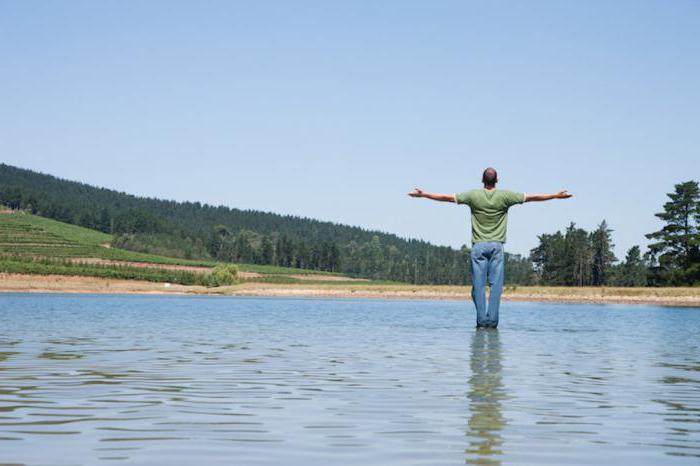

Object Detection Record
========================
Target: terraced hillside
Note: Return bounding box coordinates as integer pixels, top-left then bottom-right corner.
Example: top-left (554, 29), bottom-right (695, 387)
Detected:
top-left (0, 211), bottom-right (111, 258)
top-left (0, 211), bottom-right (354, 282)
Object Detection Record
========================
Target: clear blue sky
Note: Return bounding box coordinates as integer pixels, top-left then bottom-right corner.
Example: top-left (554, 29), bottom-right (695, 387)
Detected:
top-left (2, 0), bottom-right (699, 258)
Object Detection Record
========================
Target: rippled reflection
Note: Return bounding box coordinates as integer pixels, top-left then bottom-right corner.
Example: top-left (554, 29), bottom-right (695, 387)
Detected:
top-left (466, 328), bottom-right (506, 465)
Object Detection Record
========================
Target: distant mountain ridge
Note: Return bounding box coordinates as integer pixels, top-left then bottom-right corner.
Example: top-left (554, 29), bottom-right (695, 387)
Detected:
top-left (0, 163), bottom-right (533, 284)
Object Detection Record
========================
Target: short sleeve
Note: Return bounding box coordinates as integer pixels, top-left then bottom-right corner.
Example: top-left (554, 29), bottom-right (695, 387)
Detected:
top-left (455, 191), bottom-right (471, 206)
top-left (504, 190), bottom-right (525, 207)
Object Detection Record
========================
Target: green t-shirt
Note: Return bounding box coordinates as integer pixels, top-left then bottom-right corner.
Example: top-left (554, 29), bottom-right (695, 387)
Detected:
top-left (454, 189), bottom-right (525, 243)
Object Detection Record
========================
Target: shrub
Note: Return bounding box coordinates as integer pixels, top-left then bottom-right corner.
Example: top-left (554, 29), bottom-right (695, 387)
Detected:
top-left (207, 264), bottom-right (239, 287)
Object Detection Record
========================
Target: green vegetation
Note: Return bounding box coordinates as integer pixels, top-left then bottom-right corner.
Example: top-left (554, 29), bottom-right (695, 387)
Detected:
top-left (209, 264), bottom-right (239, 286)
top-left (0, 211), bottom-right (325, 276)
top-left (530, 180), bottom-right (699, 287)
top-left (0, 256), bottom-right (241, 287)
top-left (0, 164), bottom-right (697, 287)
top-left (0, 163), bottom-right (530, 285)
top-left (646, 180), bottom-right (700, 285)
top-left (0, 212), bottom-right (108, 257)
top-left (617, 246), bottom-right (647, 287)
top-left (0, 256), bottom-right (211, 286)
top-left (235, 263), bottom-right (335, 275)
top-left (530, 220), bottom-right (619, 286)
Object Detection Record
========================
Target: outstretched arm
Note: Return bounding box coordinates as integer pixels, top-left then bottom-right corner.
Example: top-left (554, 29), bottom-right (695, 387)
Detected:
top-left (524, 190), bottom-right (573, 202)
top-left (407, 188), bottom-right (456, 203)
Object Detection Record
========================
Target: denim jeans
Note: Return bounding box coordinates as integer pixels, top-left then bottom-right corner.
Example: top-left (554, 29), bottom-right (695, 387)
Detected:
top-left (470, 241), bottom-right (505, 328)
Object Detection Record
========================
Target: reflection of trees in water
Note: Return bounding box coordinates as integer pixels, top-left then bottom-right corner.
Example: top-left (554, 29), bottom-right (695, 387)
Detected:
top-left (466, 329), bottom-right (506, 466)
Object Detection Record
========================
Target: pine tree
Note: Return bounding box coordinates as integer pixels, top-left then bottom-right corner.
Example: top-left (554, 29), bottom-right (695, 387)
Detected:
top-left (618, 245), bottom-right (647, 287)
top-left (645, 181), bottom-right (700, 285)
top-left (209, 225), bottom-right (231, 260)
top-left (261, 235), bottom-right (274, 265)
top-left (590, 220), bottom-right (616, 286)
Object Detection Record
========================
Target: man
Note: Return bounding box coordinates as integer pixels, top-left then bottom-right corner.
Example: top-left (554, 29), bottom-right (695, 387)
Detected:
top-left (408, 167), bottom-right (572, 328)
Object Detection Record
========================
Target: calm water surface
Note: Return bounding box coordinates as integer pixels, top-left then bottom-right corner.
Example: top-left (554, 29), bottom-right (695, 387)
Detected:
top-left (0, 294), bottom-right (699, 465)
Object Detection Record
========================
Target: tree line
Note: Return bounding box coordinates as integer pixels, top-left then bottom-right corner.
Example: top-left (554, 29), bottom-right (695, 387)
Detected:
top-left (0, 164), bottom-right (697, 286)
top-left (529, 180), bottom-right (699, 286)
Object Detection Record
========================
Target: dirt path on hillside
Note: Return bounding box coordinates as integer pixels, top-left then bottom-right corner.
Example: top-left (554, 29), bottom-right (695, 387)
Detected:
top-left (285, 274), bottom-right (368, 282)
top-left (71, 258), bottom-right (213, 274)
top-left (67, 259), bottom-right (362, 281)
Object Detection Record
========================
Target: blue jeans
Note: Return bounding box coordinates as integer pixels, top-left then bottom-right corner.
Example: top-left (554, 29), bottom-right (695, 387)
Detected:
top-left (470, 241), bottom-right (504, 328)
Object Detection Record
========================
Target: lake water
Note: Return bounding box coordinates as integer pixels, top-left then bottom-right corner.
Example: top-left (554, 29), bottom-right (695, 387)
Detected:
top-left (0, 294), bottom-right (699, 465)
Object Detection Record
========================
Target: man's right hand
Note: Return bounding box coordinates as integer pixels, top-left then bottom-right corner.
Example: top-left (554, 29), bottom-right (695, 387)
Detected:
top-left (408, 188), bottom-right (425, 198)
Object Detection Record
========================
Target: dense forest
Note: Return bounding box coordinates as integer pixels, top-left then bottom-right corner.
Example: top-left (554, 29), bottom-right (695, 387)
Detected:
top-left (0, 164), bottom-right (697, 286)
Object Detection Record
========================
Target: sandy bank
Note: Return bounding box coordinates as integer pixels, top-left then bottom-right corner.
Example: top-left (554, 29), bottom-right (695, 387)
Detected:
top-left (0, 273), bottom-right (698, 307)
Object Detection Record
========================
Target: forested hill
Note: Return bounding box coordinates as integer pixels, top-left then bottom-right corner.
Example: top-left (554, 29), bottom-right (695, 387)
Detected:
top-left (0, 163), bottom-right (533, 284)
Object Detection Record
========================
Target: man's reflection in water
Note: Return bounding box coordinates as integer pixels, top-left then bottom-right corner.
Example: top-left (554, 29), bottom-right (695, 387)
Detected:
top-left (465, 328), bottom-right (506, 466)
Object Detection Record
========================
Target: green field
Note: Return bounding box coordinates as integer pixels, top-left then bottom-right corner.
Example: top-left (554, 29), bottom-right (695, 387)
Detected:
top-left (0, 256), bottom-right (212, 285)
top-left (0, 212), bottom-right (343, 279)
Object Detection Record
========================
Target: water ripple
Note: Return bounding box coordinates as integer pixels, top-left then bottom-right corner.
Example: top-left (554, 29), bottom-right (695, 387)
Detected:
top-left (0, 295), bottom-right (698, 465)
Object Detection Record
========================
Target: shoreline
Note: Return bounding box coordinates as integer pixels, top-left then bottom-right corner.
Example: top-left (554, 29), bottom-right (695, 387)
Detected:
top-left (0, 273), bottom-right (698, 307)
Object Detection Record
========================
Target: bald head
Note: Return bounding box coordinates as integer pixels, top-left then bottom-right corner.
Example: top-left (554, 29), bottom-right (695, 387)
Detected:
top-left (482, 167), bottom-right (498, 188)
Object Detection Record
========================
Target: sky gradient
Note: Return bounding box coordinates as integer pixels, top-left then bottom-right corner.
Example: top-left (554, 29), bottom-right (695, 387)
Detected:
top-left (2, 0), bottom-right (699, 257)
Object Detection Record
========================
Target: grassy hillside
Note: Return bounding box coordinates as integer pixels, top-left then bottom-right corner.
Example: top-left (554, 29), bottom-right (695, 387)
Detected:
top-left (0, 211), bottom-right (335, 276)
top-left (0, 163), bottom-right (503, 285)
top-left (0, 211), bottom-right (109, 255)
